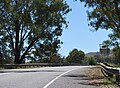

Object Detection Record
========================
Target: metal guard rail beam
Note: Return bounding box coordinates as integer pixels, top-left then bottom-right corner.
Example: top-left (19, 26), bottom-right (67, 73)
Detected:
top-left (0, 63), bottom-right (81, 68)
top-left (100, 63), bottom-right (119, 75)
top-left (0, 63), bottom-right (65, 68)
top-left (99, 63), bottom-right (120, 84)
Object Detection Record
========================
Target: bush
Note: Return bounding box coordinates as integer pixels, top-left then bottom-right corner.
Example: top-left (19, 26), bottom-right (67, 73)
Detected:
top-left (82, 57), bottom-right (97, 65)
top-left (88, 57), bottom-right (97, 65)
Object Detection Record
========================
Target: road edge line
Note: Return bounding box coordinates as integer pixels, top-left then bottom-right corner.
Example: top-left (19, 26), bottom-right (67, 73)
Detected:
top-left (43, 68), bottom-right (77, 88)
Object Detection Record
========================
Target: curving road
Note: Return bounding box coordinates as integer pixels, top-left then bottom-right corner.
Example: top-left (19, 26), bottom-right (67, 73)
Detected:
top-left (0, 66), bottom-right (97, 88)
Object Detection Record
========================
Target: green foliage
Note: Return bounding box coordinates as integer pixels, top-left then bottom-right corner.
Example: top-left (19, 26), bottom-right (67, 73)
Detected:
top-left (82, 57), bottom-right (97, 65)
top-left (113, 46), bottom-right (120, 64)
top-left (80, 0), bottom-right (120, 48)
top-left (50, 53), bottom-right (64, 63)
top-left (80, 0), bottom-right (120, 64)
top-left (102, 40), bottom-right (112, 47)
top-left (80, 0), bottom-right (120, 31)
top-left (88, 57), bottom-right (97, 65)
top-left (65, 48), bottom-right (85, 63)
top-left (0, 0), bottom-right (71, 64)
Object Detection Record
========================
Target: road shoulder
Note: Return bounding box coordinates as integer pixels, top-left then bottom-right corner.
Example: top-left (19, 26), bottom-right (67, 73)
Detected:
top-left (48, 66), bottom-right (97, 88)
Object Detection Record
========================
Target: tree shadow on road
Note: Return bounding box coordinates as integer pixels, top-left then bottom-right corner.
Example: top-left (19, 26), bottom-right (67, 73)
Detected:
top-left (63, 74), bottom-right (91, 80)
top-left (62, 71), bottom-right (105, 87)
top-left (62, 73), bottom-right (100, 87)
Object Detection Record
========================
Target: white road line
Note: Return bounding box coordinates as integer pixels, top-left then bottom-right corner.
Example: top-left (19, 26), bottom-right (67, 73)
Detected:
top-left (0, 73), bottom-right (10, 76)
top-left (43, 68), bottom-right (77, 88)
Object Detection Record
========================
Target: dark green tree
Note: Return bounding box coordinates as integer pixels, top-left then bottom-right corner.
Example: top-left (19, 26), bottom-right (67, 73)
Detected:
top-left (0, 0), bottom-right (70, 64)
top-left (113, 47), bottom-right (120, 64)
top-left (66, 48), bottom-right (85, 63)
top-left (31, 38), bottom-right (62, 63)
top-left (80, 0), bottom-right (120, 43)
top-left (80, 0), bottom-right (120, 32)
top-left (54, 53), bottom-right (64, 63)
top-left (80, 0), bottom-right (120, 63)
top-left (102, 40), bottom-right (112, 47)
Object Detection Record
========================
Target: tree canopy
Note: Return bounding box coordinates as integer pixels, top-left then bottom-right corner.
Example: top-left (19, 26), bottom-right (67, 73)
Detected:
top-left (80, 0), bottom-right (120, 30)
top-left (80, 0), bottom-right (120, 42)
top-left (0, 0), bottom-right (71, 64)
top-left (80, 0), bottom-right (120, 63)
top-left (66, 48), bottom-right (85, 63)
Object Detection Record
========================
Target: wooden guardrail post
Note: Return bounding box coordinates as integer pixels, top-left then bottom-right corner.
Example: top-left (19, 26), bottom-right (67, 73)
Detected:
top-left (115, 70), bottom-right (120, 83)
top-left (116, 75), bottom-right (120, 83)
top-left (108, 72), bottom-right (113, 78)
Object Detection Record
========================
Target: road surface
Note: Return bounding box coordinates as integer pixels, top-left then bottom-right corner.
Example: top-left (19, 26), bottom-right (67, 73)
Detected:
top-left (0, 66), bottom-right (97, 88)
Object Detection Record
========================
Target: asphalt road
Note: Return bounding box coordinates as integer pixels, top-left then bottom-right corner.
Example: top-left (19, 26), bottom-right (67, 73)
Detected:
top-left (0, 66), bottom-right (97, 88)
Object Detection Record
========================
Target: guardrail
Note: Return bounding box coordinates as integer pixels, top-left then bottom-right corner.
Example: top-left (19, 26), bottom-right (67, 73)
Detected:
top-left (0, 63), bottom-right (65, 69)
top-left (99, 63), bottom-right (120, 84)
top-left (0, 63), bottom-right (81, 69)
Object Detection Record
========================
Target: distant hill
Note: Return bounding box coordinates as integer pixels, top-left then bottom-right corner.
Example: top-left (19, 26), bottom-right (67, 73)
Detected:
top-left (85, 50), bottom-right (113, 58)
top-left (85, 52), bottom-right (99, 57)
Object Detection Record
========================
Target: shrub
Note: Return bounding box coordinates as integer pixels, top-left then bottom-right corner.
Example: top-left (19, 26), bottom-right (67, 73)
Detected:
top-left (88, 57), bottom-right (97, 65)
top-left (82, 57), bottom-right (97, 65)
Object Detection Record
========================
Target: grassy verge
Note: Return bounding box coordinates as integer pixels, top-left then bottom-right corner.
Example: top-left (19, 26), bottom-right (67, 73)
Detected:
top-left (107, 63), bottom-right (120, 68)
top-left (0, 67), bottom-right (4, 70)
top-left (86, 67), bottom-right (119, 88)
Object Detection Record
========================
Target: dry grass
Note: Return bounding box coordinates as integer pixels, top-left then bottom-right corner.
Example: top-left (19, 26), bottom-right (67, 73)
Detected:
top-left (86, 67), bottom-right (119, 88)
top-left (87, 67), bottom-right (104, 79)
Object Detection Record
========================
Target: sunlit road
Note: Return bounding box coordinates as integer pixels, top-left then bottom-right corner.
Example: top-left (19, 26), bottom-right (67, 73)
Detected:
top-left (0, 66), bottom-right (97, 88)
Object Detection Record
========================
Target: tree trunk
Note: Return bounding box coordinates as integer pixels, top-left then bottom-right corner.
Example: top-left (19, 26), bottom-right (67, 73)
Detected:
top-left (20, 40), bottom-right (36, 63)
top-left (14, 20), bottom-right (20, 64)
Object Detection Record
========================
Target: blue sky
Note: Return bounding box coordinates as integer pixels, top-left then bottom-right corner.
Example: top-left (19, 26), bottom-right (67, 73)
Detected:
top-left (59, 0), bottom-right (111, 57)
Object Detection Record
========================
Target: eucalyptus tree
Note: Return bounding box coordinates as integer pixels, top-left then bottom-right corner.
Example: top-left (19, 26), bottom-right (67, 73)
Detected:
top-left (75, 0), bottom-right (120, 40)
top-left (80, 0), bottom-right (120, 63)
top-left (32, 38), bottom-right (62, 63)
top-left (66, 48), bottom-right (85, 63)
top-left (80, 0), bottom-right (120, 43)
top-left (80, 0), bottom-right (120, 32)
top-left (0, 0), bottom-right (70, 64)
